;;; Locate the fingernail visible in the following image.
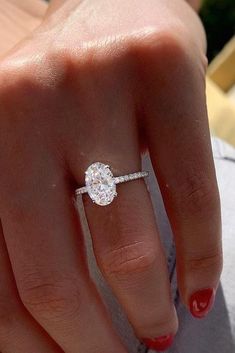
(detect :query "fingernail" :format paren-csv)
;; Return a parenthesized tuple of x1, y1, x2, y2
(142, 334, 174, 351)
(189, 288, 215, 318)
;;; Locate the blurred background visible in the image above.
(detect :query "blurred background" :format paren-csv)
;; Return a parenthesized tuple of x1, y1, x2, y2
(200, 0, 235, 147)
(0, 0, 234, 146)
(200, 0, 235, 62)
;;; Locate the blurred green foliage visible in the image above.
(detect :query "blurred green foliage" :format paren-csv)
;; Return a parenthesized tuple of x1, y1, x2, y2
(200, 0, 235, 62)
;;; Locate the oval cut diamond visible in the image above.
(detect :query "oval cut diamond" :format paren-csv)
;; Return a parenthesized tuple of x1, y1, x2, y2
(85, 162, 117, 206)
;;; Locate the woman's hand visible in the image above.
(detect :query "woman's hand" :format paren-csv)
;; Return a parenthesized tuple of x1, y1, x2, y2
(0, 0, 222, 352)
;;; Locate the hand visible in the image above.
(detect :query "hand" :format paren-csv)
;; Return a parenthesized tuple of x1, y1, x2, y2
(0, 0, 222, 352)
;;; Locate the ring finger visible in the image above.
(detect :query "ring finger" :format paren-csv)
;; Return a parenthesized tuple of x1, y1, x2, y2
(69, 93, 178, 346)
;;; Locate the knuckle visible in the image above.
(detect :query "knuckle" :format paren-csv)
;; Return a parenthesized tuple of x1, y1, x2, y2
(0, 294, 25, 344)
(130, 23, 195, 66)
(0, 56, 53, 128)
(186, 249, 223, 276)
(124, 23, 202, 93)
(0, 50, 67, 102)
(0, 57, 39, 94)
(19, 271, 81, 320)
(0, 294, 18, 328)
(177, 176, 220, 218)
(99, 241, 158, 279)
(0, 69, 22, 106)
(46, 39, 134, 89)
(42, 47, 79, 86)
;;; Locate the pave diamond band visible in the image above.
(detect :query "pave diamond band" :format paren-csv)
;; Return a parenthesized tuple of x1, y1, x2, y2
(76, 171, 149, 195)
(75, 162, 149, 206)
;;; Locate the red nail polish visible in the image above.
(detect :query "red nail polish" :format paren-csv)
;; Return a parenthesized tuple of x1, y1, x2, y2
(190, 288, 215, 318)
(142, 334, 174, 351)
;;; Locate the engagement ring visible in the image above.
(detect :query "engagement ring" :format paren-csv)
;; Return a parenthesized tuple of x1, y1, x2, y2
(75, 162, 149, 206)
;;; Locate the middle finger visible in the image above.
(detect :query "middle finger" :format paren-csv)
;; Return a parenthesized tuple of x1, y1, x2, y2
(0, 159, 127, 353)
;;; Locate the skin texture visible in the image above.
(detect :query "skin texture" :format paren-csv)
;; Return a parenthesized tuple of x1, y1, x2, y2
(0, 0, 222, 352)
(46, 0, 202, 14)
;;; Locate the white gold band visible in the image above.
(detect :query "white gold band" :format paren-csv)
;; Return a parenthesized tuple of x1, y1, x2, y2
(75, 170, 149, 196)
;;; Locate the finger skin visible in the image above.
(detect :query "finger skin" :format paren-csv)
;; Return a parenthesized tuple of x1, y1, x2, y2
(0, 221, 62, 353)
(135, 25, 222, 310)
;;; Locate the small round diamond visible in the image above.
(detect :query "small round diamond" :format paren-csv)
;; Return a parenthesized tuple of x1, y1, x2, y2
(85, 162, 117, 206)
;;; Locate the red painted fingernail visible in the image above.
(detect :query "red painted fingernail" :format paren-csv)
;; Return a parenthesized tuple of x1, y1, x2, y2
(142, 334, 174, 351)
(190, 288, 215, 318)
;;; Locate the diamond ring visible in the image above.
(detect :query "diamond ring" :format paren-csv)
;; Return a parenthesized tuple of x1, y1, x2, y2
(75, 162, 149, 206)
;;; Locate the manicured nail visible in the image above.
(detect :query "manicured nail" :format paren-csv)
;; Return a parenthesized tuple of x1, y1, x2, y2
(189, 288, 215, 318)
(142, 334, 174, 351)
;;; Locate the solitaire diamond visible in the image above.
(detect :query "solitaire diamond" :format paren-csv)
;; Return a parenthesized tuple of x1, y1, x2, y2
(75, 161, 149, 206)
(85, 162, 117, 206)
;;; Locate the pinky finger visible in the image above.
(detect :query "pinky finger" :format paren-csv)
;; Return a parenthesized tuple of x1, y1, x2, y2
(0, 220, 62, 353)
